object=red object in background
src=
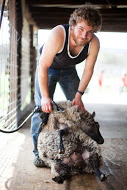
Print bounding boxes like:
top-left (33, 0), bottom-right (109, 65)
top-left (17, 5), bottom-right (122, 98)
top-left (98, 71), bottom-right (104, 87)
top-left (122, 74), bottom-right (127, 87)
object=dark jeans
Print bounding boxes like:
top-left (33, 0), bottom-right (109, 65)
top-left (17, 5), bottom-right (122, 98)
top-left (31, 64), bottom-right (80, 157)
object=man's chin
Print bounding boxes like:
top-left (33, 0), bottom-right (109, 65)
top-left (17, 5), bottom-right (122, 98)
top-left (77, 41), bottom-right (89, 47)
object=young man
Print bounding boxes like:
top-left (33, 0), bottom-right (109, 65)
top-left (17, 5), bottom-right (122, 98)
top-left (31, 4), bottom-right (102, 167)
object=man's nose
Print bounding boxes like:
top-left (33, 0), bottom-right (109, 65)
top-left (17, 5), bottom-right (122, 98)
top-left (82, 30), bottom-right (87, 38)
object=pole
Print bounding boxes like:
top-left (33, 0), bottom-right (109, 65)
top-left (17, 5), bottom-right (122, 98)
top-left (0, 0), bottom-right (6, 29)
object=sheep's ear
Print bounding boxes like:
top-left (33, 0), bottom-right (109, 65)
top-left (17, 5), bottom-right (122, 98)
top-left (92, 111), bottom-right (95, 118)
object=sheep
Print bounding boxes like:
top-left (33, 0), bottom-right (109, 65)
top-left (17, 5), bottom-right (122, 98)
top-left (38, 101), bottom-right (105, 184)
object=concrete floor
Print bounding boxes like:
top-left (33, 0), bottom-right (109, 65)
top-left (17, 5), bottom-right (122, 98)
top-left (0, 103), bottom-right (127, 190)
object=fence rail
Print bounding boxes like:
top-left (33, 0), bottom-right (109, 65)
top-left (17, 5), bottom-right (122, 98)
top-left (0, 16), bottom-right (33, 131)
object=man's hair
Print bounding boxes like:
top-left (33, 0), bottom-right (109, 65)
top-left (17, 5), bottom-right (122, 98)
top-left (69, 4), bottom-right (102, 32)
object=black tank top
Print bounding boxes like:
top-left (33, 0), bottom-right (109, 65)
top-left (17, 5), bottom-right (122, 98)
top-left (40, 24), bottom-right (90, 69)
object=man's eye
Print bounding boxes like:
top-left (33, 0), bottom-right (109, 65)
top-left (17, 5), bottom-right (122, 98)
top-left (89, 31), bottom-right (94, 34)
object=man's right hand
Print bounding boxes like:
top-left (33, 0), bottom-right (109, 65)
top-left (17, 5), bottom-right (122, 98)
top-left (41, 96), bottom-right (52, 113)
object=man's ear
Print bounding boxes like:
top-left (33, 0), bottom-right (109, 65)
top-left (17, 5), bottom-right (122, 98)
top-left (71, 25), bottom-right (74, 30)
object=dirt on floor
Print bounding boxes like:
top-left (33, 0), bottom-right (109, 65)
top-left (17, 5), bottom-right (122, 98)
top-left (0, 103), bottom-right (127, 190)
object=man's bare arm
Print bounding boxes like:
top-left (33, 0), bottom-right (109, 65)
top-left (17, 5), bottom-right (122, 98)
top-left (38, 26), bottom-right (64, 113)
top-left (72, 35), bottom-right (100, 112)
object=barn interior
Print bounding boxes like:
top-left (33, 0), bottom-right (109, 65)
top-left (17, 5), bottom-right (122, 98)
top-left (0, 0), bottom-right (127, 189)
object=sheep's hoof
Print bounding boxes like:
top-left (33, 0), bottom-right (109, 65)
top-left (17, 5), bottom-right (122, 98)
top-left (100, 173), bottom-right (106, 181)
top-left (52, 176), bottom-right (64, 184)
top-left (58, 148), bottom-right (65, 154)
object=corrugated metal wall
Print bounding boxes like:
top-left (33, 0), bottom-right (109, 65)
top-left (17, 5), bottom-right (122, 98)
top-left (0, 0), bottom-right (36, 131)
top-left (0, 16), bottom-right (18, 130)
top-left (20, 18), bottom-right (31, 110)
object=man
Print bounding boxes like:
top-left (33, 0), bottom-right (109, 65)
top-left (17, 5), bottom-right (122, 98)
top-left (31, 4), bottom-right (102, 167)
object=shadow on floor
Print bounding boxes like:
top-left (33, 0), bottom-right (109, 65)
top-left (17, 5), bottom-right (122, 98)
top-left (0, 103), bottom-right (127, 190)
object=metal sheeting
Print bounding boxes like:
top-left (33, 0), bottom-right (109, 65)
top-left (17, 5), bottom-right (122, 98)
top-left (20, 17), bottom-right (31, 110)
top-left (0, 16), bottom-right (32, 131)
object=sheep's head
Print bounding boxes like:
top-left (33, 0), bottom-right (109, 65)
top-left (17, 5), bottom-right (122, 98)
top-left (80, 111), bottom-right (104, 144)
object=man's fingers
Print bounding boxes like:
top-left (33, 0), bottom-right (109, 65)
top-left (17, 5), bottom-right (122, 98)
top-left (81, 106), bottom-right (86, 113)
top-left (80, 104), bottom-right (86, 113)
top-left (72, 99), bottom-right (75, 106)
top-left (44, 105), bottom-right (48, 113)
top-left (42, 103), bottom-right (52, 113)
top-left (48, 103), bottom-right (52, 112)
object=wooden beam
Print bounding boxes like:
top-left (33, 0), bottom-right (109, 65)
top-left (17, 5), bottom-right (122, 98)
top-left (29, 6), bottom-right (74, 14)
top-left (25, 1), bottom-right (127, 32)
top-left (34, 15), bottom-right (127, 22)
top-left (29, 6), bottom-right (127, 15)
top-left (37, 23), bottom-right (127, 32)
top-left (26, 0), bottom-right (127, 7)
top-left (100, 8), bottom-right (127, 15)
top-left (101, 24), bottom-right (127, 32)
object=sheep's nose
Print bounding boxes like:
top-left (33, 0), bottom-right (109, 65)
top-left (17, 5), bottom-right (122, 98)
top-left (98, 137), bottom-right (104, 144)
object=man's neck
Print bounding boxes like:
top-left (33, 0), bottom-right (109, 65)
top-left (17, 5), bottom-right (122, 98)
top-left (69, 30), bottom-right (84, 56)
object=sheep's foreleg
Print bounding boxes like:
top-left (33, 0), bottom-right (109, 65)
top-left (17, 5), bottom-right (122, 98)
top-left (58, 130), bottom-right (65, 154)
top-left (53, 174), bottom-right (67, 184)
top-left (52, 161), bottom-right (69, 184)
top-left (93, 154), bottom-right (106, 181)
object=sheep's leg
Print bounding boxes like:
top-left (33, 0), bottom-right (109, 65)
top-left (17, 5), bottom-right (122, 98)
top-left (93, 154), bottom-right (106, 181)
top-left (52, 161), bottom-right (68, 184)
top-left (40, 112), bottom-right (49, 126)
top-left (58, 128), bottom-right (69, 154)
top-left (58, 130), bottom-right (65, 154)
top-left (51, 162), bottom-right (65, 184)
top-left (53, 174), bottom-right (67, 184)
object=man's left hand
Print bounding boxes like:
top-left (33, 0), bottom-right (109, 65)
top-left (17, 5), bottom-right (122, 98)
top-left (72, 97), bottom-right (86, 113)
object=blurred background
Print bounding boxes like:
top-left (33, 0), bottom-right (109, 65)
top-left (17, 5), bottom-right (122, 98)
top-left (0, 2), bottom-right (127, 189)
top-left (38, 30), bottom-right (127, 105)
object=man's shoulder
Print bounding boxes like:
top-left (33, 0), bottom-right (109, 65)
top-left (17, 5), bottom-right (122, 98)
top-left (52, 24), bottom-right (69, 35)
top-left (41, 25), bottom-right (66, 55)
top-left (52, 25), bottom-right (65, 33)
top-left (49, 25), bottom-right (66, 49)
top-left (92, 34), bottom-right (100, 44)
top-left (88, 35), bottom-right (100, 56)
top-left (90, 34), bottom-right (100, 50)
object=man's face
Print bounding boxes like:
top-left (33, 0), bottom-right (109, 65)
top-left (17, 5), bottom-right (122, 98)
top-left (71, 20), bottom-right (94, 47)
